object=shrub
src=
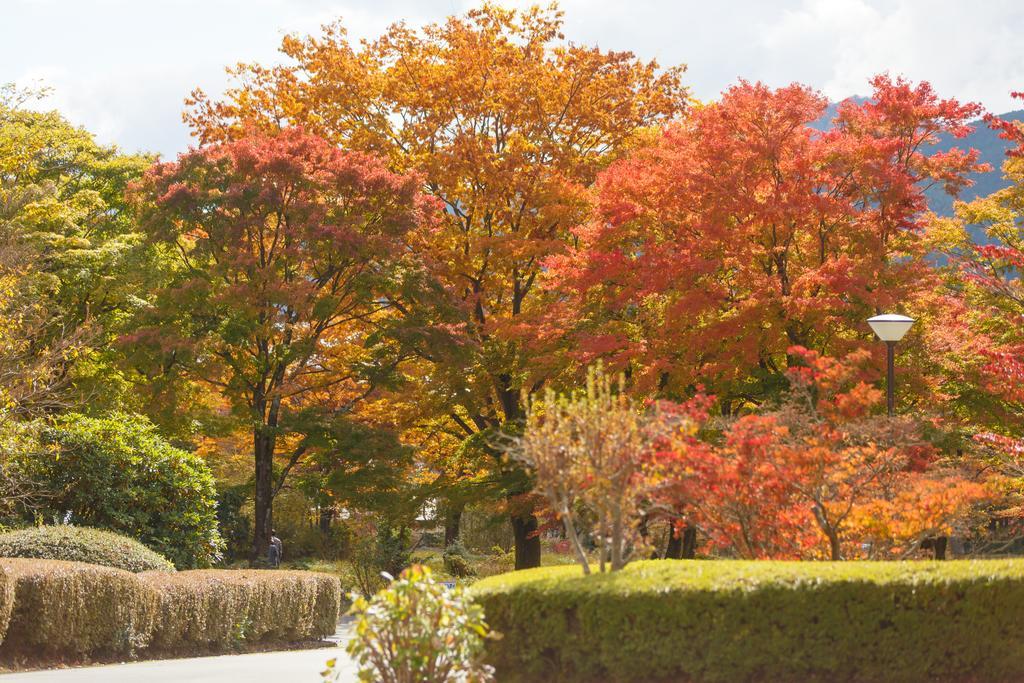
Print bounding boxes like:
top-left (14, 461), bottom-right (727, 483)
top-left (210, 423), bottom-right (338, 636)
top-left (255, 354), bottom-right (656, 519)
top-left (0, 558), bottom-right (158, 658)
top-left (18, 412), bottom-right (223, 568)
top-left (471, 559), bottom-right (1024, 683)
top-left (443, 541), bottom-right (476, 579)
top-left (144, 569), bottom-right (341, 651)
top-left (327, 565), bottom-right (493, 683)
top-left (347, 523), bottom-right (413, 598)
top-left (0, 559), bottom-right (339, 662)
top-left (0, 526), bottom-right (175, 573)
top-left (215, 483), bottom-right (252, 563)
top-left (0, 564), bottom-right (12, 646)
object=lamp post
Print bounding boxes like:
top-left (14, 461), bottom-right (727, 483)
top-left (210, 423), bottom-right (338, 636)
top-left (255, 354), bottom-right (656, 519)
top-left (867, 314), bottom-right (915, 417)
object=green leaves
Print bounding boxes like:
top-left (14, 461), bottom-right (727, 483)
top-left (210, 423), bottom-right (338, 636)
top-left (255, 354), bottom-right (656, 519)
top-left (19, 412), bottom-right (223, 568)
top-left (330, 564), bottom-right (495, 683)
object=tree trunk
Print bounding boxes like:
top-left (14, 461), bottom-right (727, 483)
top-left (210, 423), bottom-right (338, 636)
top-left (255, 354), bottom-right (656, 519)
top-left (252, 429), bottom-right (274, 564)
top-left (444, 501), bottom-right (464, 548)
top-left (828, 531), bottom-right (842, 561)
top-left (251, 393), bottom-right (282, 565)
top-left (511, 511), bottom-right (541, 570)
top-left (561, 503), bottom-right (590, 575)
top-left (681, 525), bottom-right (697, 559)
top-left (610, 508), bottom-right (624, 570)
top-left (933, 536), bottom-right (947, 560)
top-left (318, 506), bottom-right (334, 535)
top-left (666, 530), bottom-right (684, 559)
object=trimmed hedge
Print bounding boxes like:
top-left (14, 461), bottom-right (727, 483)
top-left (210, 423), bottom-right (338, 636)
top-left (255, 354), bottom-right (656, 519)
top-left (470, 559), bottom-right (1024, 683)
top-left (0, 559), bottom-right (341, 662)
top-left (0, 526), bottom-right (175, 573)
top-left (0, 564), bottom-right (12, 646)
top-left (144, 570), bottom-right (341, 651)
top-left (0, 559), bottom-right (158, 658)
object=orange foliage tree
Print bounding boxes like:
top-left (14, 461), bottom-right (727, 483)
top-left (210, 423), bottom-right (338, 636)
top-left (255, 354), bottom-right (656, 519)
top-left (128, 128), bottom-right (435, 561)
top-left (655, 347), bottom-right (993, 559)
top-left (545, 76), bottom-right (985, 413)
top-left (186, 3), bottom-right (689, 568)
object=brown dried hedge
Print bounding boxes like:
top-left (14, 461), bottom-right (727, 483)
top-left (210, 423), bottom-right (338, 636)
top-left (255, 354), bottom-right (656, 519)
top-left (0, 564), bottom-right (12, 646)
top-left (0, 559), bottom-right (340, 662)
top-left (144, 569), bottom-right (341, 650)
top-left (0, 558), bottom-right (158, 658)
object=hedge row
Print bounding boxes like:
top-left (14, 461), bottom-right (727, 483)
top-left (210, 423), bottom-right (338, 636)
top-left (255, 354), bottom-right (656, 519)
top-left (0, 559), bottom-right (340, 661)
top-left (0, 559), bottom-right (157, 657)
top-left (144, 570), bottom-right (340, 650)
top-left (0, 564), bottom-right (12, 646)
top-left (470, 559), bottom-right (1024, 683)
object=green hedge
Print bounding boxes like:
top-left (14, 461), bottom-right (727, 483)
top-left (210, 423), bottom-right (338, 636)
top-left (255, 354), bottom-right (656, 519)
top-left (470, 559), bottom-right (1024, 683)
top-left (0, 526), bottom-right (175, 573)
top-left (144, 570), bottom-right (341, 651)
top-left (0, 559), bottom-right (341, 662)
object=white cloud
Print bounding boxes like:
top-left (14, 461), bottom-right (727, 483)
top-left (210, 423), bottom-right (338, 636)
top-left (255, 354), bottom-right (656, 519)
top-left (3, 0), bottom-right (1023, 157)
top-left (756, 0), bottom-right (1024, 109)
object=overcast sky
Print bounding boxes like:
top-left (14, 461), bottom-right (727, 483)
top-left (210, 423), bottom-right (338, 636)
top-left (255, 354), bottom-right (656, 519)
top-left (4, 0), bottom-right (1023, 158)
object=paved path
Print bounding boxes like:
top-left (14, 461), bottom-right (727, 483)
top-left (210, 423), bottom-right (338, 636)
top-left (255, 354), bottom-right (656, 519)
top-left (1, 622), bottom-right (357, 682)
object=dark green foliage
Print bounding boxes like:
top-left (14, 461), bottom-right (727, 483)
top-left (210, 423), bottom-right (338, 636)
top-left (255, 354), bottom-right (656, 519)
top-left (19, 412), bottom-right (223, 568)
top-left (375, 525), bottom-right (413, 579)
top-left (471, 559), bottom-right (1024, 683)
top-left (215, 483), bottom-right (251, 563)
top-left (347, 523), bottom-right (413, 597)
top-left (0, 526), bottom-right (174, 573)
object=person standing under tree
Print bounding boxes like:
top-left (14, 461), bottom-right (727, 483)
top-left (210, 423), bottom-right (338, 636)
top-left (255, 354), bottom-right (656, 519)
top-left (268, 531), bottom-right (283, 568)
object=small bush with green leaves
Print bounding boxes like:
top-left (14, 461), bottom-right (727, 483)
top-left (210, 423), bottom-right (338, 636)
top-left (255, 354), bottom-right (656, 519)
top-left (442, 541), bottom-right (476, 579)
top-left (144, 569), bottom-right (341, 651)
top-left (471, 559), bottom-right (1024, 683)
top-left (0, 558), bottom-right (159, 658)
top-left (0, 526), bottom-right (175, 573)
top-left (325, 565), bottom-right (494, 683)
top-left (347, 523), bottom-right (413, 598)
top-left (18, 412), bottom-right (223, 568)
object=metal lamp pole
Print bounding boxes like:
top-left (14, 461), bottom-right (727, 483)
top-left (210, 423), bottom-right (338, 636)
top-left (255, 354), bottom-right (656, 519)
top-left (867, 314), bottom-right (915, 417)
top-left (885, 340), bottom-right (896, 417)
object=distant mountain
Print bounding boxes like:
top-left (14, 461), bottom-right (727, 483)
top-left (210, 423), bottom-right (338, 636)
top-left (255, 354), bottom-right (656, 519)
top-left (811, 99), bottom-right (1021, 231)
top-left (926, 110), bottom-right (1023, 217)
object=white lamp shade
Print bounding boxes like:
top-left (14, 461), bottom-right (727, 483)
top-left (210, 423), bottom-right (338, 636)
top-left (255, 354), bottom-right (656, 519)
top-left (867, 314), bottom-right (915, 342)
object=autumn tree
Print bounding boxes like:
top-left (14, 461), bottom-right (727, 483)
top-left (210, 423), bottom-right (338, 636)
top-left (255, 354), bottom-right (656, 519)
top-left (546, 76), bottom-right (985, 414)
top-left (129, 127), bottom-right (436, 560)
top-left (951, 94), bottom-right (1024, 450)
top-left (511, 364), bottom-right (684, 573)
top-left (658, 347), bottom-right (993, 560)
top-left (1, 84), bottom-right (156, 519)
top-left (186, 3), bottom-right (689, 568)
top-left (936, 93), bottom-right (1024, 532)
top-left (0, 83), bottom-right (152, 418)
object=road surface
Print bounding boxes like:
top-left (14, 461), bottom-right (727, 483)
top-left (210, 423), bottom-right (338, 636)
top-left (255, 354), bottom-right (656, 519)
top-left (1, 622), bottom-right (356, 682)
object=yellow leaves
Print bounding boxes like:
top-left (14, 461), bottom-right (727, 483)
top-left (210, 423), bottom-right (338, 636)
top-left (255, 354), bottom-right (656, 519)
top-left (924, 213), bottom-right (971, 253)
